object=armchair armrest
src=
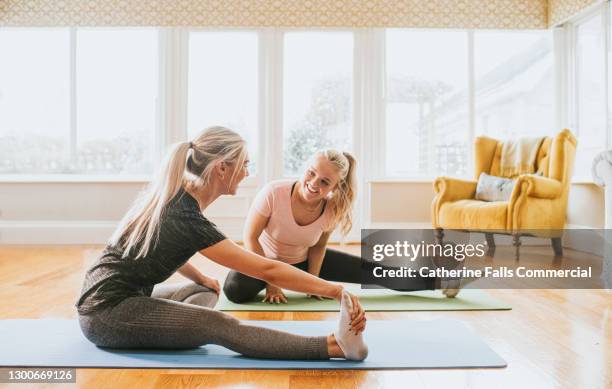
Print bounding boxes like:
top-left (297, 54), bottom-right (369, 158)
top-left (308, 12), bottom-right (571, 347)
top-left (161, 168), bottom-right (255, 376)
top-left (433, 177), bottom-right (477, 202)
top-left (432, 177), bottom-right (477, 228)
top-left (508, 175), bottom-right (565, 231)
top-left (512, 175), bottom-right (562, 200)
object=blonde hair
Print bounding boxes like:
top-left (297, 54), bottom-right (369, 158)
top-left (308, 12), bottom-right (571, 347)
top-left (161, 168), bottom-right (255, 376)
top-left (315, 150), bottom-right (357, 236)
top-left (109, 126), bottom-right (247, 259)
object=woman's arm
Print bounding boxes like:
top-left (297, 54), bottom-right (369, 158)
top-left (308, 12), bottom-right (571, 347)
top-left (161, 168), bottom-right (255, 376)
top-left (243, 208), bottom-right (269, 257)
top-left (177, 262), bottom-right (220, 294)
top-left (244, 203), bottom-right (288, 303)
top-left (307, 231), bottom-right (331, 276)
top-left (200, 239), bottom-right (343, 300)
top-left (177, 261), bottom-right (203, 282)
top-left (305, 231), bottom-right (333, 300)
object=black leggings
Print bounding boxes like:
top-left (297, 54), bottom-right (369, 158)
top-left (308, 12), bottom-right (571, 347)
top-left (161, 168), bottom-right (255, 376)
top-left (223, 248), bottom-right (436, 303)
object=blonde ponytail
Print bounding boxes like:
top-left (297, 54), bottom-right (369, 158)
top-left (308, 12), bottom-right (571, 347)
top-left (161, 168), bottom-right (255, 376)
top-left (316, 150), bottom-right (357, 236)
top-left (109, 126), bottom-right (247, 258)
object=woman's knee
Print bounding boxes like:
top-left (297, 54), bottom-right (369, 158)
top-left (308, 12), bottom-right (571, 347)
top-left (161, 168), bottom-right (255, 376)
top-left (174, 282), bottom-right (214, 301)
top-left (78, 314), bottom-right (97, 342)
top-left (78, 313), bottom-right (120, 348)
top-left (223, 275), bottom-right (256, 304)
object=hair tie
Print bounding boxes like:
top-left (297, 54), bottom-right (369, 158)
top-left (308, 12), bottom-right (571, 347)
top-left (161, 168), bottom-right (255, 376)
top-left (189, 142), bottom-right (194, 149)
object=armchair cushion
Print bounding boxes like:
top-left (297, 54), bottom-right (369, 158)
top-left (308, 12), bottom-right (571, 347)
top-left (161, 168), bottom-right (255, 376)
top-left (475, 173), bottom-right (515, 202)
top-left (438, 200), bottom-right (508, 230)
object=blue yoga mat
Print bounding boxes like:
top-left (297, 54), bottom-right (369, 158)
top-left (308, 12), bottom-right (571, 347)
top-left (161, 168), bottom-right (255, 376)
top-left (0, 319), bottom-right (506, 369)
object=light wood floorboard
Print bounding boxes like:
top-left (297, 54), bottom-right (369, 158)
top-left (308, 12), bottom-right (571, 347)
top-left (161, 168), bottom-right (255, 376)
top-left (0, 245), bottom-right (610, 389)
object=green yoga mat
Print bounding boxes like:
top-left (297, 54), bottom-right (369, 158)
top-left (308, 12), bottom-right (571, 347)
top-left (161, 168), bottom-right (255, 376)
top-left (217, 286), bottom-right (511, 311)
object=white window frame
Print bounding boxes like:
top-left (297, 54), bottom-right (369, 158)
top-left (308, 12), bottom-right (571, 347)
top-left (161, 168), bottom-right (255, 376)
top-left (259, 29), bottom-right (284, 187)
top-left (0, 27), bottom-right (162, 182)
top-left (278, 29), bottom-right (358, 179)
top-left (380, 29), bottom-right (474, 180)
top-left (376, 28), bottom-right (559, 181)
top-left (2, 22), bottom-right (608, 185)
top-left (274, 29), bottom-right (365, 242)
top-left (564, 2), bottom-right (611, 182)
top-left (182, 28), bottom-right (261, 188)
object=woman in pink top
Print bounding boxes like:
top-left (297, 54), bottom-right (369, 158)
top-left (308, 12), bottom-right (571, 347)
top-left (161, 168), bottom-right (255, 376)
top-left (223, 150), bottom-right (441, 304)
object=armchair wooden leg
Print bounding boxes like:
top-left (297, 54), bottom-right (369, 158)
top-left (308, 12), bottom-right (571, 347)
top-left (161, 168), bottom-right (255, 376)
top-left (434, 228), bottom-right (444, 245)
top-left (551, 237), bottom-right (563, 257)
top-left (484, 233), bottom-right (496, 257)
top-left (512, 234), bottom-right (521, 262)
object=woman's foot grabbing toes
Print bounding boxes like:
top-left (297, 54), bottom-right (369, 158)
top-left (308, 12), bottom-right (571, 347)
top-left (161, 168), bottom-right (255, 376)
top-left (332, 290), bottom-right (368, 361)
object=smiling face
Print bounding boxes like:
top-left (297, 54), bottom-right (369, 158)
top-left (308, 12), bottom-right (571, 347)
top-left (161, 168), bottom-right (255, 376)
top-left (299, 155), bottom-right (341, 202)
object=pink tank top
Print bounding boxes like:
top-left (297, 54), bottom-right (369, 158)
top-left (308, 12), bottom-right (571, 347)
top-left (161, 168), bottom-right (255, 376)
top-left (250, 180), bottom-right (332, 264)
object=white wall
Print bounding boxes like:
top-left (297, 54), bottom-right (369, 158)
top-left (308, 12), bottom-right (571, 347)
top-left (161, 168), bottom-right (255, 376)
top-left (368, 181), bottom-right (434, 223)
top-left (0, 181), bottom-right (258, 244)
top-left (369, 180), bottom-right (605, 228)
top-left (566, 182), bottom-right (605, 228)
top-left (1, 179), bottom-right (602, 245)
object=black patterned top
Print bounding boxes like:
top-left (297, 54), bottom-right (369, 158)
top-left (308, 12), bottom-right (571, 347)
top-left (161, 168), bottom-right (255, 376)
top-left (75, 189), bottom-right (226, 315)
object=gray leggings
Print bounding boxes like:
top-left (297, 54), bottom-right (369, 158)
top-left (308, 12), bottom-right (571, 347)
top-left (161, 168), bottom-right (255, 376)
top-left (78, 282), bottom-right (328, 360)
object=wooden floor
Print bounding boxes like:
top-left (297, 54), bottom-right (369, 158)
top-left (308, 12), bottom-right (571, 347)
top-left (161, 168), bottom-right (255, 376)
top-left (0, 245), bottom-right (610, 389)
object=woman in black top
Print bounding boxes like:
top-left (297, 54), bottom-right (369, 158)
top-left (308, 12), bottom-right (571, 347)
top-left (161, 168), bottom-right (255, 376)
top-left (76, 126), bottom-right (368, 361)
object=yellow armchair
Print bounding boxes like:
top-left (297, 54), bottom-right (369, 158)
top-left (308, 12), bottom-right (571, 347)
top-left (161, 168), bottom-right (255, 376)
top-left (432, 129), bottom-right (577, 258)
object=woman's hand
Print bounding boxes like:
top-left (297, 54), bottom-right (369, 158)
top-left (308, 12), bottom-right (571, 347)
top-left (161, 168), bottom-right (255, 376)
top-left (263, 284), bottom-right (288, 304)
top-left (344, 291), bottom-right (367, 335)
top-left (197, 275), bottom-right (221, 295)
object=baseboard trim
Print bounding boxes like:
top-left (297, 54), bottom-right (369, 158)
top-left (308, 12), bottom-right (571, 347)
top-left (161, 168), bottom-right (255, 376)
top-left (0, 217), bottom-right (360, 245)
top-left (0, 219), bottom-right (246, 245)
top-left (0, 220), bottom-right (117, 244)
top-left (6, 220), bottom-right (599, 252)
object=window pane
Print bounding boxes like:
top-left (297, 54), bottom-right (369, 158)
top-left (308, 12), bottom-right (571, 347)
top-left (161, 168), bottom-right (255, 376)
top-left (385, 30), bottom-right (469, 177)
top-left (188, 32), bottom-right (258, 174)
top-left (76, 29), bottom-right (158, 174)
top-left (0, 29), bottom-right (70, 174)
top-left (575, 15), bottom-right (606, 177)
top-left (283, 32), bottom-right (353, 176)
top-left (609, 4), bottom-right (612, 152)
top-left (474, 31), bottom-right (555, 140)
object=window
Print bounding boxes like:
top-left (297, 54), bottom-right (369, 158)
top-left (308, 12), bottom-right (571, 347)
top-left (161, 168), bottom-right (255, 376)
top-left (383, 29), bottom-right (555, 178)
top-left (0, 28), bottom-right (158, 175)
top-left (188, 32), bottom-right (258, 174)
top-left (283, 32), bottom-right (353, 176)
top-left (385, 30), bottom-right (469, 177)
top-left (574, 13), bottom-right (607, 177)
top-left (0, 29), bottom-right (70, 174)
top-left (76, 29), bottom-right (158, 174)
top-left (474, 31), bottom-right (555, 140)
top-left (609, 3), bottom-right (612, 150)
top-left (3, 26), bottom-right (603, 183)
